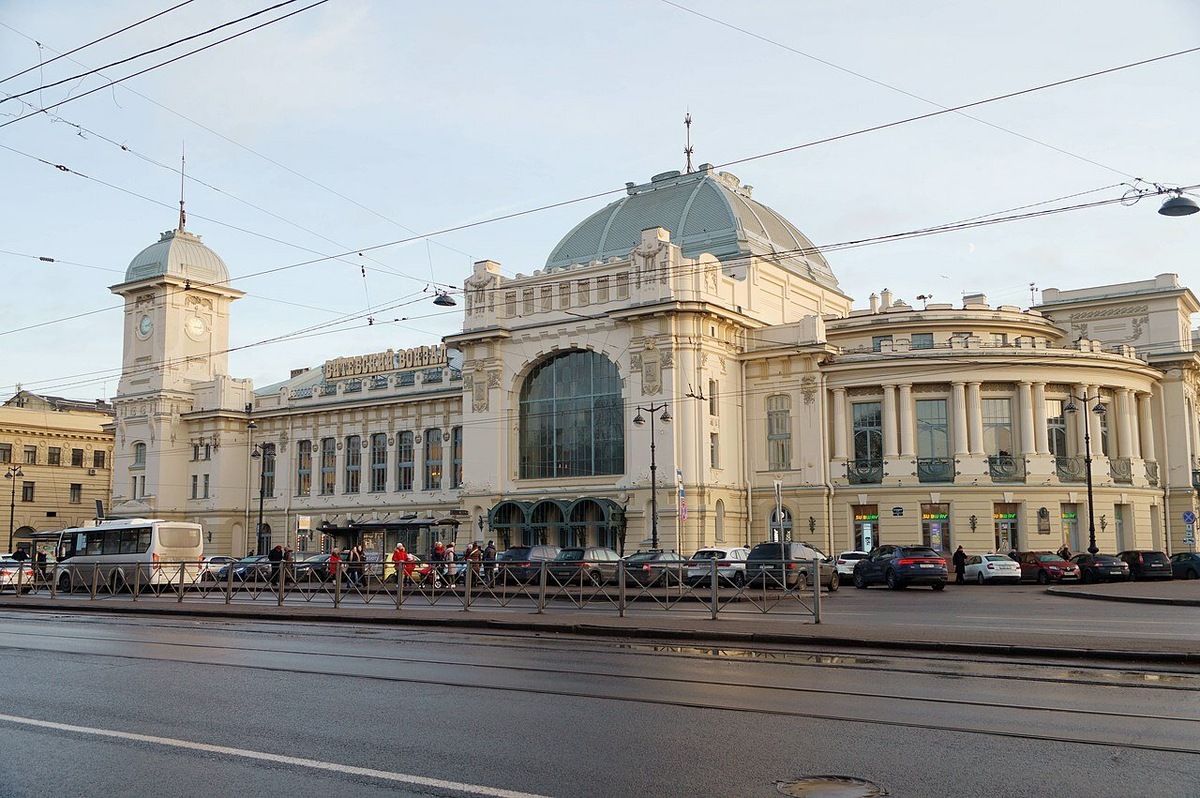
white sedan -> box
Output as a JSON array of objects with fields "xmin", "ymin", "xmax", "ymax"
[
  {"xmin": 685, "ymin": 547, "xmax": 749, "ymax": 587},
  {"xmin": 963, "ymin": 554, "xmax": 1021, "ymax": 584},
  {"xmin": 834, "ymin": 550, "xmax": 870, "ymax": 578}
]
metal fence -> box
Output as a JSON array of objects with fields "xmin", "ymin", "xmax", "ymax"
[{"xmin": 3, "ymin": 557, "xmax": 829, "ymax": 622}]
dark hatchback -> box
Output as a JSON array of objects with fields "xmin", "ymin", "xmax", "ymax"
[
  {"xmin": 1069, "ymin": 553, "xmax": 1130, "ymax": 584},
  {"xmin": 1170, "ymin": 552, "xmax": 1200, "ymax": 580},
  {"xmin": 496, "ymin": 544, "xmax": 561, "ymax": 584},
  {"xmin": 852, "ymin": 545, "xmax": 948, "ymax": 590},
  {"xmin": 1118, "ymin": 550, "xmax": 1174, "ymax": 581}
]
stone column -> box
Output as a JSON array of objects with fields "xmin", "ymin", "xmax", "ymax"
[
  {"xmin": 952, "ymin": 382, "xmax": 969, "ymax": 457},
  {"xmin": 1018, "ymin": 382, "xmax": 1035, "ymax": 456},
  {"xmin": 898, "ymin": 383, "xmax": 915, "ymax": 458},
  {"xmin": 967, "ymin": 382, "xmax": 983, "ymax": 455},
  {"xmin": 1137, "ymin": 392, "xmax": 1155, "ymax": 461},
  {"xmin": 1116, "ymin": 389, "xmax": 1134, "ymax": 458},
  {"xmin": 1033, "ymin": 382, "xmax": 1048, "ymax": 454},
  {"xmin": 882, "ymin": 384, "xmax": 898, "ymax": 458}
]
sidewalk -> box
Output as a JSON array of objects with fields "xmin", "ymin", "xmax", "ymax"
[{"xmin": 2, "ymin": 579, "xmax": 1197, "ymax": 665}]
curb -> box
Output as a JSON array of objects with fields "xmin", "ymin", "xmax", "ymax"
[{"xmin": 1045, "ymin": 587, "xmax": 1200, "ymax": 607}]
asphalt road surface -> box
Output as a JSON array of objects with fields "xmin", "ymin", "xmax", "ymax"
[{"xmin": 0, "ymin": 610, "xmax": 1196, "ymax": 797}]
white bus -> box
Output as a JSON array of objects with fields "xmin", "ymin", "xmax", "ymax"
[{"xmin": 39, "ymin": 518, "xmax": 205, "ymax": 593}]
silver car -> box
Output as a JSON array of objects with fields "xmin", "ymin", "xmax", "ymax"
[
  {"xmin": 834, "ymin": 550, "xmax": 870, "ymax": 578},
  {"xmin": 685, "ymin": 547, "xmax": 749, "ymax": 587}
]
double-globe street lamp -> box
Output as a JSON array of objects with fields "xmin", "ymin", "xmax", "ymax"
[
  {"xmin": 632, "ymin": 403, "xmax": 671, "ymax": 551},
  {"xmin": 1064, "ymin": 394, "xmax": 1106, "ymax": 555},
  {"xmin": 6, "ymin": 465, "xmax": 24, "ymax": 553},
  {"xmin": 250, "ymin": 444, "xmax": 267, "ymax": 554}
]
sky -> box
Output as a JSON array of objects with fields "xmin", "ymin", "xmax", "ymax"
[{"xmin": 2, "ymin": 0, "xmax": 1199, "ymax": 400}]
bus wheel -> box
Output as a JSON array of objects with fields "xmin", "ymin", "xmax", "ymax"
[{"xmin": 57, "ymin": 573, "xmax": 73, "ymax": 593}]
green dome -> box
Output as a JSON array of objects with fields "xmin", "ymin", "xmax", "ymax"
[
  {"xmin": 124, "ymin": 228, "xmax": 229, "ymax": 285},
  {"xmin": 545, "ymin": 164, "xmax": 837, "ymax": 289}
]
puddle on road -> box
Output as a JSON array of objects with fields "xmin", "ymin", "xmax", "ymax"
[
  {"xmin": 613, "ymin": 642, "xmax": 885, "ymax": 667},
  {"xmin": 776, "ymin": 775, "xmax": 888, "ymax": 797}
]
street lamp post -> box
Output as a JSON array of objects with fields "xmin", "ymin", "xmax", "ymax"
[
  {"xmin": 632, "ymin": 403, "xmax": 672, "ymax": 551},
  {"xmin": 6, "ymin": 465, "xmax": 23, "ymax": 553},
  {"xmin": 250, "ymin": 444, "xmax": 266, "ymax": 554},
  {"xmin": 1065, "ymin": 395, "xmax": 1106, "ymax": 555}
]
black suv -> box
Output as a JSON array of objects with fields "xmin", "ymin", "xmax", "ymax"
[
  {"xmin": 852, "ymin": 545, "xmax": 948, "ymax": 590},
  {"xmin": 547, "ymin": 546, "xmax": 622, "ymax": 586},
  {"xmin": 1117, "ymin": 550, "xmax": 1173, "ymax": 581},
  {"xmin": 746, "ymin": 541, "xmax": 838, "ymax": 591},
  {"xmin": 496, "ymin": 544, "xmax": 561, "ymax": 584}
]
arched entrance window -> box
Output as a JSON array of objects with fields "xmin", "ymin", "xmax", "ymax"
[{"xmin": 519, "ymin": 350, "xmax": 624, "ymax": 479}]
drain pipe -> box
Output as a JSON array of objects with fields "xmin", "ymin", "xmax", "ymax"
[
  {"xmin": 819, "ymin": 370, "xmax": 836, "ymax": 555},
  {"xmin": 741, "ymin": 356, "xmax": 753, "ymax": 546}
]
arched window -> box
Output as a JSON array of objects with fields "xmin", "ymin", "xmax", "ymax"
[
  {"xmin": 132, "ymin": 442, "xmax": 147, "ymax": 467},
  {"xmin": 519, "ymin": 350, "xmax": 623, "ymax": 478}
]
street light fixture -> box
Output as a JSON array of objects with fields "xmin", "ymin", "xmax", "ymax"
[
  {"xmin": 1064, "ymin": 395, "xmax": 1106, "ymax": 555},
  {"xmin": 250, "ymin": 443, "xmax": 267, "ymax": 554},
  {"xmin": 632, "ymin": 403, "xmax": 672, "ymax": 550},
  {"xmin": 6, "ymin": 465, "xmax": 24, "ymax": 553}
]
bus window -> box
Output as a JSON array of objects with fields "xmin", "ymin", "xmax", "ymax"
[
  {"xmin": 87, "ymin": 532, "xmax": 104, "ymax": 555},
  {"xmin": 103, "ymin": 531, "xmax": 122, "ymax": 556},
  {"xmin": 158, "ymin": 525, "xmax": 200, "ymax": 549},
  {"xmin": 120, "ymin": 530, "xmax": 139, "ymax": 554}
]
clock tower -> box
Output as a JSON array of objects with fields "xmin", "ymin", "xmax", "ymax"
[{"xmin": 109, "ymin": 214, "xmax": 245, "ymax": 519}]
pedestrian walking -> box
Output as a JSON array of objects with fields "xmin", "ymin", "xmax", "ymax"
[
  {"xmin": 391, "ymin": 543, "xmax": 407, "ymax": 584},
  {"xmin": 483, "ymin": 540, "xmax": 497, "ymax": 585},
  {"xmin": 952, "ymin": 545, "xmax": 967, "ymax": 584},
  {"xmin": 348, "ymin": 544, "xmax": 364, "ymax": 586},
  {"xmin": 268, "ymin": 544, "xmax": 284, "ymax": 582},
  {"xmin": 467, "ymin": 541, "xmax": 483, "ymax": 585},
  {"xmin": 1057, "ymin": 543, "xmax": 1072, "ymax": 561}
]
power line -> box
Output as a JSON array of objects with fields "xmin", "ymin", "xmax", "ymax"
[
  {"xmin": 0, "ymin": 1, "xmax": 198, "ymax": 86},
  {"xmin": 0, "ymin": 0, "xmax": 331, "ymax": 131}
]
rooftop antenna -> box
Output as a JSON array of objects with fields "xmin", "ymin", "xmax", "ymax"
[
  {"xmin": 177, "ymin": 144, "xmax": 187, "ymax": 232},
  {"xmin": 683, "ymin": 112, "xmax": 694, "ymax": 173},
  {"xmin": 1029, "ymin": 282, "xmax": 1038, "ymax": 305}
]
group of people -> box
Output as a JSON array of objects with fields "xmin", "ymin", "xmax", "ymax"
[{"xmin": 387, "ymin": 539, "xmax": 498, "ymax": 587}]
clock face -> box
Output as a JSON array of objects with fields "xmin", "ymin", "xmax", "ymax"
[
  {"xmin": 137, "ymin": 314, "xmax": 153, "ymax": 338},
  {"xmin": 184, "ymin": 316, "xmax": 208, "ymax": 340}
]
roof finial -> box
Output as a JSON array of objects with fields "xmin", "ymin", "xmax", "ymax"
[
  {"xmin": 177, "ymin": 144, "xmax": 187, "ymax": 232},
  {"xmin": 683, "ymin": 112, "xmax": 694, "ymax": 173}
]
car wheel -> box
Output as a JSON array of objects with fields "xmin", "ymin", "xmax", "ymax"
[
  {"xmin": 1189, "ymin": 569, "xmax": 1200, "ymax": 580},
  {"xmin": 931, "ymin": 581, "xmax": 946, "ymax": 591},
  {"xmin": 588, "ymin": 569, "xmax": 604, "ymax": 587},
  {"xmin": 1130, "ymin": 570, "xmax": 1140, "ymax": 581},
  {"xmin": 976, "ymin": 572, "xmax": 986, "ymax": 585},
  {"xmin": 793, "ymin": 572, "xmax": 808, "ymax": 591},
  {"xmin": 853, "ymin": 572, "xmax": 867, "ymax": 589},
  {"xmin": 732, "ymin": 571, "xmax": 745, "ymax": 588},
  {"xmin": 886, "ymin": 570, "xmax": 903, "ymax": 590},
  {"xmin": 1081, "ymin": 570, "xmax": 1094, "ymax": 584},
  {"xmin": 827, "ymin": 571, "xmax": 839, "ymax": 592},
  {"xmin": 1037, "ymin": 571, "xmax": 1050, "ymax": 585}
]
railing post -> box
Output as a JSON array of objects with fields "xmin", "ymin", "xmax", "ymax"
[
  {"xmin": 334, "ymin": 562, "xmax": 342, "ymax": 608},
  {"xmin": 132, "ymin": 563, "xmax": 141, "ymax": 601},
  {"xmin": 178, "ymin": 561, "xmax": 186, "ymax": 603},
  {"xmin": 90, "ymin": 564, "xmax": 99, "ymax": 600},
  {"xmin": 394, "ymin": 562, "xmax": 403, "ymax": 610},
  {"xmin": 812, "ymin": 557, "xmax": 821, "ymax": 624},
  {"xmin": 710, "ymin": 557, "xmax": 718, "ymax": 620},
  {"xmin": 618, "ymin": 560, "xmax": 626, "ymax": 618},
  {"xmin": 537, "ymin": 560, "xmax": 547, "ymax": 614},
  {"xmin": 225, "ymin": 562, "xmax": 234, "ymax": 605},
  {"xmin": 278, "ymin": 560, "xmax": 286, "ymax": 607},
  {"xmin": 463, "ymin": 560, "xmax": 472, "ymax": 612}
]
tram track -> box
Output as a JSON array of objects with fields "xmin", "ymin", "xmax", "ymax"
[{"xmin": 1, "ymin": 613, "xmax": 1198, "ymax": 757}]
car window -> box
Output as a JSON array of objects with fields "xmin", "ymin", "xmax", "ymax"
[
  {"xmin": 557, "ymin": 549, "xmax": 584, "ymax": 562},
  {"xmin": 1142, "ymin": 552, "xmax": 1169, "ymax": 564},
  {"xmin": 1037, "ymin": 554, "xmax": 1065, "ymax": 563}
]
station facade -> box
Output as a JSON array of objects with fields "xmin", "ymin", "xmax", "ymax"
[{"xmin": 106, "ymin": 165, "xmax": 1200, "ymax": 561}]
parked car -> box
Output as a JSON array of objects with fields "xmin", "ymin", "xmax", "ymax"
[
  {"xmin": 214, "ymin": 555, "xmax": 270, "ymax": 582},
  {"xmin": 199, "ymin": 555, "xmax": 237, "ymax": 582},
  {"xmin": 1117, "ymin": 550, "xmax": 1173, "ymax": 581},
  {"xmin": 624, "ymin": 550, "xmax": 687, "ymax": 586},
  {"xmin": 1070, "ymin": 553, "xmax": 1130, "ymax": 584},
  {"xmin": 685, "ymin": 546, "xmax": 750, "ymax": 587},
  {"xmin": 963, "ymin": 553, "xmax": 1021, "ymax": 584},
  {"xmin": 0, "ymin": 556, "xmax": 35, "ymax": 593},
  {"xmin": 746, "ymin": 541, "xmax": 839, "ymax": 591},
  {"xmin": 852, "ymin": 545, "xmax": 947, "ymax": 590},
  {"xmin": 496, "ymin": 544, "xmax": 562, "ymax": 584},
  {"xmin": 547, "ymin": 546, "xmax": 621, "ymax": 586},
  {"xmin": 1017, "ymin": 552, "xmax": 1081, "ymax": 584},
  {"xmin": 833, "ymin": 550, "xmax": 870, "ymax": 578},
  {"xmin": 293, "ymin": 552, "xmax": 335, "ymax": 582},
  {"xmin": 1170, "ymin": 552, "xmax": 1200, "ymax": 580}
]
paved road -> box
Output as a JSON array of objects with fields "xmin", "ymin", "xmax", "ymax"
[{"xmin": 0, "ymin": 611, "xmax": 1196, "ymax": 797}]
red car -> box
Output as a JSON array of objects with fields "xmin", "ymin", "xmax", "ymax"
[{"xmin": 1016, "ymin": 551, "xmax": 1081, "ymax": 584}]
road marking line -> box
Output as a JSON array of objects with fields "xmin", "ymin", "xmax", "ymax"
[{"xmin": 0, "ymin": 712, "xmax": 552, "ymax": 798}]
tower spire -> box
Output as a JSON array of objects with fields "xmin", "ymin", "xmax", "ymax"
[
  {"xmin": 683, "ymin": 112, "xmax": 694, "ymax": 173},
  {"xmin": 177, "ymin": 145, "xmax": 187, "ymax": 232}
]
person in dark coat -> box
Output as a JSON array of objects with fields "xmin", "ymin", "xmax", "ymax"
[{"xmin": 952, "ymin": 545, "xmax": 968, "ymax": 584}]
